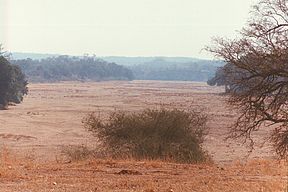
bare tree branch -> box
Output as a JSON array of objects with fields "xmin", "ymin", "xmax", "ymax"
[{"xmin": 207, "ymin": 0, "xmax": 288, "ymax": 158}]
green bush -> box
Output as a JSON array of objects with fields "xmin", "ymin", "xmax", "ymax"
[
  {"xmin": 83, "ymin": 108, "xmax": 209, "ymax": 163},
  {"xmin": 0, "ymin": 56, "xmax": 28, "ymax": 108}
]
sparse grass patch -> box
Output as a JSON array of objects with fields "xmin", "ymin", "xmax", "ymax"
[
  {"xmin": 0, "ymin": 146, "xmax": 27, "ymax": 181},
  {"xmin": 61, "ymin": 145, "xmax": 96, "ymax": 161},
  {"xmin": 83, "ymin": 108, "xmax": 210, "ymax": 163}
]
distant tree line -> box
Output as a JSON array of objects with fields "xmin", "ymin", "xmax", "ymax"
[
  {"xmin": 11, "ymin": 54, "xmax": 224, "ymax": 82},
  {"xmin": 12, "ymin": 56, "xmax": 134, "ymax": 82},
  {"xmin": 129, "ymin": 58, "xmax": 223, "ymax": 82}
]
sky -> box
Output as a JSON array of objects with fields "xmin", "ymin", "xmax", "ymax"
[{"xmin": 0, "ymin": 0, "xmax": 256, "ymax": 59}]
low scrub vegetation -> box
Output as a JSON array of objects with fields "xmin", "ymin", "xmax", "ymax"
[
  {"xmin": 83, "ymin": 108, "xmax": 209, "ymax": 163},
  {"xmin": 61, "ymin": 145, "xmax": 96, "ymax": 161}
]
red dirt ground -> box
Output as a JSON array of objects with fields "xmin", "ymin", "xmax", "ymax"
[{"xmin": 0, "ymin": 80, "xmax": 286, "ymax": 191}]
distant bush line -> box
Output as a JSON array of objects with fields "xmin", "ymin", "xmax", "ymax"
[
  {"xmin": 129, "ymin": 58, "xmax": 223, "ymax": 82},
  {"xmin": 11, "ymin": 54, "xmax": 224, "ymax": 83},
  {"xmin": 11, "ymin": 56, "xmax": 134, "ymax": 82}
]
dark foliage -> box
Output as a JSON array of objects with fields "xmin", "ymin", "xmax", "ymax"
[
  {"xmin": 0, "ymin": 56, "xmax": 28, "ymax": 108},
  {"xmin": 207, "ymin": 63, "xmax": 252, "ymax": 93},
  {"xmin": 207, "ymin": 66, "xmax": 227, "ymax": 86}
]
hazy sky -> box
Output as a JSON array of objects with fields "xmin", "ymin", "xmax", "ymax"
[{"xmin": 1, "ymin": 0, "xmax": 256, "ymax": 59}]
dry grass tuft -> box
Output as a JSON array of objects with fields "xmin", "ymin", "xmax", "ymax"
[{"xmin": 60, "ymin": 145, "xmax": 96, "ymax": 162}]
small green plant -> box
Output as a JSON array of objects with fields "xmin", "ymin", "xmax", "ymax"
[{"xmin": 83, "ymin": 108, "xmax": 209, "ymax": 163}]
